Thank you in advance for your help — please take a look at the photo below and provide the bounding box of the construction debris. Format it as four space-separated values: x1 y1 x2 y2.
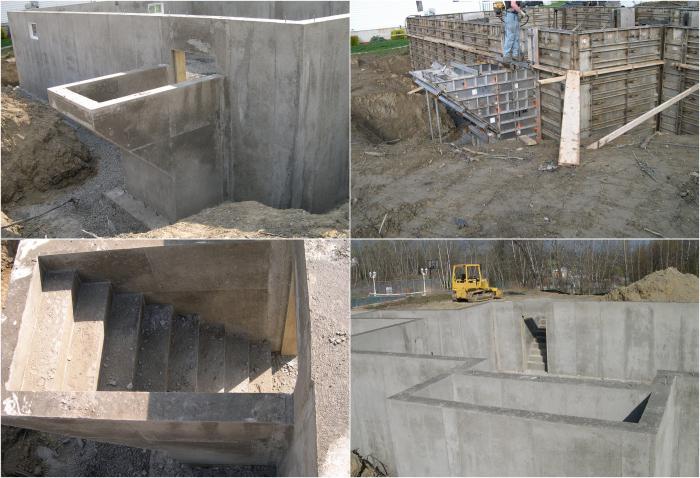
606 267 699 303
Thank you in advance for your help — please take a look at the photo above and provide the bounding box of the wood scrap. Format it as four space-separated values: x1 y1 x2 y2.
378 213 388 236
518 135 537 146
644 227 664 238
407 86 423 95
364 151 385 157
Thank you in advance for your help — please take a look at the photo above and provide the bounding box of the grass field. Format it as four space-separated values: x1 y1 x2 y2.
351 38 409 55
1 38 12 48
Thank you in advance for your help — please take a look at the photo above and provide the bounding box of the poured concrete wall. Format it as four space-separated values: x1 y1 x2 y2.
548 302 698 382
351 301 699 475
43 1 349 20
9 2 349 214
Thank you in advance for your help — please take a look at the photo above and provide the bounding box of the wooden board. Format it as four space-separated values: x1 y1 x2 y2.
587 83 699 150
558 70 581 166
172 49 186 83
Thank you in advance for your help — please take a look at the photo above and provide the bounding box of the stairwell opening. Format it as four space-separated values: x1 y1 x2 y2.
524 316 547 373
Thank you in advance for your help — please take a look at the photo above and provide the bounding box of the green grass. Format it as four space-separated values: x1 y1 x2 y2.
1 38 12 48
351 38 409 55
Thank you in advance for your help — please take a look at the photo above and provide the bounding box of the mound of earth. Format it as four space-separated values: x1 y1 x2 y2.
1 87 95 204
351 51 453 143
606 267 699 302
122 201 349 238
1 55 19 86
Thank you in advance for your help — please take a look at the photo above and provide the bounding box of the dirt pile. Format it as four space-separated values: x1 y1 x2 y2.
1 55 19 86
1 87 95 204
123 201 349 238
351 51 453 142
606 268 699 302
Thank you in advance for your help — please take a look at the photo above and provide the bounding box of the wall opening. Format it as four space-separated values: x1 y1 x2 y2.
28 22 38 40
147 3 164 14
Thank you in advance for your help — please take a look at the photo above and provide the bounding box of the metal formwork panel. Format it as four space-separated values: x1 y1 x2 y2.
411 62 538 140
636 6 697 26
660 26 699 134
578 27 664 70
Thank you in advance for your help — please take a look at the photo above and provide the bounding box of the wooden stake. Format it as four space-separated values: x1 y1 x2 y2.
558 70 581 166
587 83 699 150
172 49 186 83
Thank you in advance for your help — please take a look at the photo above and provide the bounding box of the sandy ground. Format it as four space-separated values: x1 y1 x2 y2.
606 267 699 302
351 50 699 238
1 53 349 239
122 201 348 239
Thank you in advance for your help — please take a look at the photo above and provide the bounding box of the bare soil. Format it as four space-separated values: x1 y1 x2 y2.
123 201 349 239
0 425 275 477
1 87 95 205
351 50 700 238
1 55 19 86
606 267 699 302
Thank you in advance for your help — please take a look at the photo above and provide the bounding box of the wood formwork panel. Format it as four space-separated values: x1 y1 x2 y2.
660 27 699 134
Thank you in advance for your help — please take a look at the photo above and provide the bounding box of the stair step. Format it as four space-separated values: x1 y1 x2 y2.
63 282 112 391
249 342 273 393
527 361 546 371
98 293 144 390
22 270 80 391
225 335 250 393
197 322 226 393
167 314 199 392
134 304 174 391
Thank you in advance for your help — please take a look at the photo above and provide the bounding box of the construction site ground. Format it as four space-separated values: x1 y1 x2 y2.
351 49 699 239
352 267 699 312
1 54 348 239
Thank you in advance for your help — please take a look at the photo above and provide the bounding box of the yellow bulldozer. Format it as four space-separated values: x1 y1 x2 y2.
451 264 503 302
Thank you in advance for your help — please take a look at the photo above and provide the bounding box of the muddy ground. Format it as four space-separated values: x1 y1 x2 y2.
1 53 348 239
351 49 699 238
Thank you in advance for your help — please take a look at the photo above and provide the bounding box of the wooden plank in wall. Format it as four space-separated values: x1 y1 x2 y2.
558 70 582 166
172 49 186 83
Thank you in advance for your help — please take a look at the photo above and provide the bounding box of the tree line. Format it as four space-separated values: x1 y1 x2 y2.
351 240 699 294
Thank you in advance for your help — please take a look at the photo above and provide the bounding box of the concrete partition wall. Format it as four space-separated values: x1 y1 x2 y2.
548 302 699 381
9 4 349 215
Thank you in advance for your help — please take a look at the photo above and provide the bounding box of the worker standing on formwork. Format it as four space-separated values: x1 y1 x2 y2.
503 0 524 63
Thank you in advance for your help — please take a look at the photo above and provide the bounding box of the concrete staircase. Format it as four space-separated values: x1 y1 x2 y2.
20 270 274 393
526 318 548 372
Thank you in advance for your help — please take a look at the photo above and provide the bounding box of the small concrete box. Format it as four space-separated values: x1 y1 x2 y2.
48 66 224 222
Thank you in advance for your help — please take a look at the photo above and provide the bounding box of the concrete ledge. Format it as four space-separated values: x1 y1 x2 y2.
103 187 170 229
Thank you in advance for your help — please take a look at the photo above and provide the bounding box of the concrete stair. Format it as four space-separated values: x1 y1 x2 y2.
526 319 547 372
19 270 275 394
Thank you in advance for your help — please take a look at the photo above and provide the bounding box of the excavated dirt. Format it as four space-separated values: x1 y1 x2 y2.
351 50 452 143
0 425 275 477
122 201 349 239
606 268 699 303
2 54 19 86
1 87 95 205
351 50 700 238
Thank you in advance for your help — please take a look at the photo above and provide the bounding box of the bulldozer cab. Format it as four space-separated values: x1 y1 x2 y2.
452 264 482 283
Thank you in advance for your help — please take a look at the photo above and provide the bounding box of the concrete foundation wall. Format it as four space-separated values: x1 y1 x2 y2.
387 396 655 476
42 1 349 20
9 4 349 215
548 302 698 382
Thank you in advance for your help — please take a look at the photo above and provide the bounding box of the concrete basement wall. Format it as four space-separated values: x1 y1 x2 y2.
548 302 698 382
42 1 349 20
33 241 293 350
9 3 349 214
